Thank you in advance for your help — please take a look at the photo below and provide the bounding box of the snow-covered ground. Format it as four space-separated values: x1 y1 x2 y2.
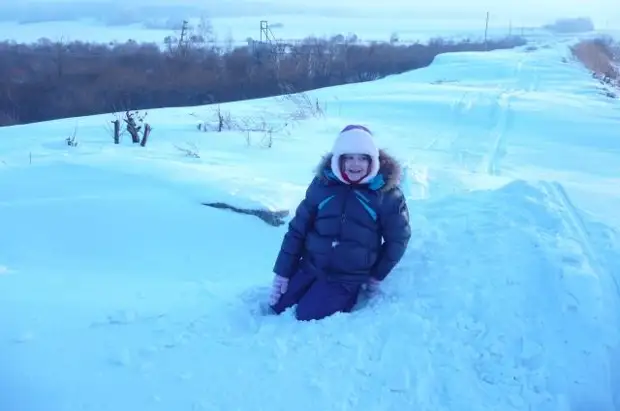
2 37 620 411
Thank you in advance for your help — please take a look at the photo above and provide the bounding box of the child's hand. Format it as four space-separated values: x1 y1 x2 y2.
269 275 289 306
366 277 381 295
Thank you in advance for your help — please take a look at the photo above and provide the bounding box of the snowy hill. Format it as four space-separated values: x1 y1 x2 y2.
1 39 620 411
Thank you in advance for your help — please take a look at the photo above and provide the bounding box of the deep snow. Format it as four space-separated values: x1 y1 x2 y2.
1 35 620 411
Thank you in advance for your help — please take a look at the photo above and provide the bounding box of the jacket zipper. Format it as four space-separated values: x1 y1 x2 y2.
341 185 353 224
329 186 355 275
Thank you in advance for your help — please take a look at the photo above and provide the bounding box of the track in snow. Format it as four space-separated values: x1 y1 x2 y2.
425 89 480 151
478 53 541 176
539 180 620 411
480 89 515 176
540 180 620 296
416 51 541 198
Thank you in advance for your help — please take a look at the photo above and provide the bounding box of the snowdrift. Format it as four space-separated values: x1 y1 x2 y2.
2 159 619 411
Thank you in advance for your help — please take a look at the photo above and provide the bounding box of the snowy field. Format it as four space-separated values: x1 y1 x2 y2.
2 35 620 411
0 15 534 46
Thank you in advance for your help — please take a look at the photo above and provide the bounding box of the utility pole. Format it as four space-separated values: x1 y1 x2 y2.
255 20 284 65
484 12 489 50
260 20 270 42
178 20 189 55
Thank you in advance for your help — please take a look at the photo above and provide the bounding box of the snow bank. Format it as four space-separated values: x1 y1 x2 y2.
3 169 619 411
399 179 620 411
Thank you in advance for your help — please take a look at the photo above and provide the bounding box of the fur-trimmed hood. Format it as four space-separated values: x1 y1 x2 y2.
314 149 403 192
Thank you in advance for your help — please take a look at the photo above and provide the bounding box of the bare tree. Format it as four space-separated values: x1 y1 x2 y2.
53 36 66 78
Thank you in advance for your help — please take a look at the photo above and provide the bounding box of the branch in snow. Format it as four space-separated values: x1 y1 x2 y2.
202 202 289 227
190 108 291 148
174 142 200 158
65 123 78 147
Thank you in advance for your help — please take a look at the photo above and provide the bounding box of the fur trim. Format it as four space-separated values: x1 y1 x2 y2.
314 149 402 192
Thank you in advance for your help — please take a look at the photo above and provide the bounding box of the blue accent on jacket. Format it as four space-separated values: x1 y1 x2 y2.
273 150 411 284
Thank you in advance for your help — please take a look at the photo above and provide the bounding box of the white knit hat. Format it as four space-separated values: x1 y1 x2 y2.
330 125 380 184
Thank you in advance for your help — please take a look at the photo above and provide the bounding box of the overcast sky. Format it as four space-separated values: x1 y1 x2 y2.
8 0 620 25
265 0 617 21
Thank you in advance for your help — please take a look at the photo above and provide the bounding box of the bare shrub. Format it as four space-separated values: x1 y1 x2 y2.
140 123 152 146
124 110 148 143
276 83 325 121
190 104 293 148
65 124 78 147
105 110 127 143
571 38 619 83
233 113 290 148
192 105 234 132
104 109 151 145
174 142 200 158
111 119 120 144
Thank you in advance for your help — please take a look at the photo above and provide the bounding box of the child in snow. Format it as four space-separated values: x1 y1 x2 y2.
269 124 411 321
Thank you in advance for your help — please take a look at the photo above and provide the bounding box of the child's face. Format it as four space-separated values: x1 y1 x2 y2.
342 154 370 181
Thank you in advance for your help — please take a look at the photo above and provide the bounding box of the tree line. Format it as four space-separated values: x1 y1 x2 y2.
0 33 527 126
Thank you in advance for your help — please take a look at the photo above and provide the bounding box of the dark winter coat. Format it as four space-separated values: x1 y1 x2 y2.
273 149 411 284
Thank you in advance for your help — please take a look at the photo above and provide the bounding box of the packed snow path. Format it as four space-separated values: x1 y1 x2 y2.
2 40 620 411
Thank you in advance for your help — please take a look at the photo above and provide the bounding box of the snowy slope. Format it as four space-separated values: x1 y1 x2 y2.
2 39 620 411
